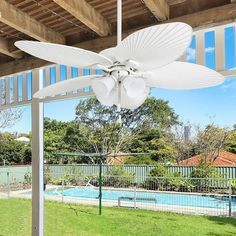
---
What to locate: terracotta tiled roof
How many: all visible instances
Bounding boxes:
[178,150,236,167]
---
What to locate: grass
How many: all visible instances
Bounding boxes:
[0,199,236,236]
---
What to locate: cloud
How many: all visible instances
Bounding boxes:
[205,47,215,53]
[186,48,196,61]
[186,47,215,61]
[220,77,236,91]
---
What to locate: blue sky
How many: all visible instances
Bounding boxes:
[4,26,236,134]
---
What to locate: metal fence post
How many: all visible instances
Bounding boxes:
[61,178,64,203]
[229,179,232,217]
[7,172,10,199]
[99,158,102,216]
[134,185,137,209]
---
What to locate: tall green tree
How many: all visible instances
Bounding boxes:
[125,128,174,164]
[75,97,179,162]
[44,118,68,163]
[225,127,236,154]
[0,140,25,164]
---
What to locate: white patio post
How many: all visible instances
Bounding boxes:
[31,68,44,236]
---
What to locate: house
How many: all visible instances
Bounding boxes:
[15,136,30,145]
[178,150,236,167]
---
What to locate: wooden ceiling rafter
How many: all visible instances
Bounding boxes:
[0,36,23,58]
[0,0,65,43]
[142,0,169,21]
[167,2,236,30]
[52,0,112,36]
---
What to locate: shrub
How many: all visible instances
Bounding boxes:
[63,165,83,186]
[90,166,134,188]
[191,162,219,179]
[149,164,168,177]
[144,164,193,191]
[190,162,221,190]
[47,165,84,186]
[231,180,236,194]
[104,166,134,188]
[50,177,63,185]
[23,172,32,188]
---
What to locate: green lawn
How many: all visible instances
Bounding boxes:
[0,198,236,236]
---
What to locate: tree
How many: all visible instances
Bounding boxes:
[0,140,25,164]
[63,121,93,154]
[0,107,23,165]
[225,125,236,154]
[0,132,16,141]
[195,124,229,164]
[125,128,174,164]
[44,118,68,164]
[75,97,179,161]
[0,108,22,130]
[167,123,195,165]
[43,118,94,164]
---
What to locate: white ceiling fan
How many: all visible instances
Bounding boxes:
[15,0,224,110]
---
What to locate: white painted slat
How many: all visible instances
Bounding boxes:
[5,77,10,104]
[0,78,2,105]
[196,31,205,66]
[22,72,27,101]
[67,66,72,79]
[71,67,78,95]
[76,68,84,94]
[14,75,18,104]
[90,68,96,75]
[45,66,50,87]
[66,66,73,95]
[178,53,186,62]
[215,27,225,71]
[78,68,83,77]
[88,68,96,92]
[55,64,60,83]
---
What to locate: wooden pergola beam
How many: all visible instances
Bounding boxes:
[53,0,111,36]
[143,0,169,21]
[2,3,236,76]
[0,0,65,44]
[166,2,236,30]
[168,0,187,5]
[0,37,22,58]
[0,57,50,77]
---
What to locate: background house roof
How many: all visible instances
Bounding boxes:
[178,150,236,166]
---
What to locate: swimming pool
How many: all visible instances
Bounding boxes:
[46,187,234,210]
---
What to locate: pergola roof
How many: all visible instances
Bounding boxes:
[0,0,234,76]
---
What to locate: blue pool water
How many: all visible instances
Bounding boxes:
[46,187,234,210]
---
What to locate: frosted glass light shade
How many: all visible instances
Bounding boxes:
[96,92,114,106]
[91,76,116,100]
[123,76,146,98]
[111,85,150,110]
[121,87,150,109]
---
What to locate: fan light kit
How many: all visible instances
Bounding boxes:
[15,0,224,110]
